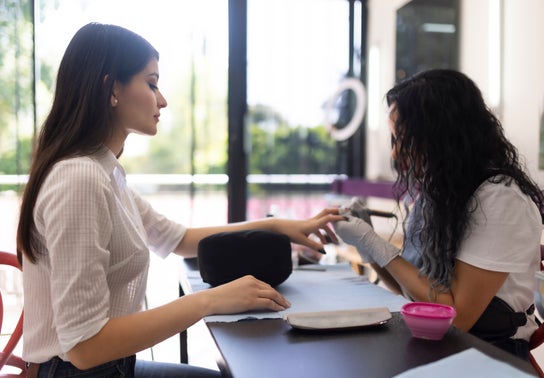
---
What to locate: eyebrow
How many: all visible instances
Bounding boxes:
[147,72,159,80]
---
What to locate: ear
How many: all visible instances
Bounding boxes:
[103,74,120,107]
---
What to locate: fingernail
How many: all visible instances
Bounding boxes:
[318,248,327,255]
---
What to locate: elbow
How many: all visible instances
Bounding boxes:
[453,322,471,333]
[452,315,475,333]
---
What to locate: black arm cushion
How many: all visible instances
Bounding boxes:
[197,229,292,287]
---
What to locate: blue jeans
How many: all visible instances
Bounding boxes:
[36,356,221,378]
[135,359,222,378]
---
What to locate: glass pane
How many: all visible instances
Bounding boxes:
[0,1,35,359]
[0,0,34,252]
[10,0,229,365]
[247,0,351,220]
[395,0,459,82]
[35,0,229,227]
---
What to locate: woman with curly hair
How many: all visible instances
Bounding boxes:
[334,69,544,360]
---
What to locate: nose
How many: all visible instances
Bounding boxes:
[157,90,168,109]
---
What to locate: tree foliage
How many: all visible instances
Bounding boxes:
[1,2,338,182]
[0,0,34,181]
[248,104,337,175]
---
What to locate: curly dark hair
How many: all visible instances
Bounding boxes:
[386,69,544,289]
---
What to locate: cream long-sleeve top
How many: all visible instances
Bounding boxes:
[22,147,185,363]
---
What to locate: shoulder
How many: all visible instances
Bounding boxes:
[457,177,541,272]
[473,177,540,225]
[34,155,117,232]
[39,155,114,207]
[46,155,110,189]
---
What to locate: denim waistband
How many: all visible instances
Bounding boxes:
[26,355,136,378]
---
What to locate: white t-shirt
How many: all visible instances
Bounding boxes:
[22,147,186,363]
[403,179,541,341]
[456,179,542,340]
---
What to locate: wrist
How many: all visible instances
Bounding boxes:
[190,290,215,318]
[380,250,401,268]
[361,231,400,268]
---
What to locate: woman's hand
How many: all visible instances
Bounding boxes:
[202,275,291,315]
[273,207,345,252]
[68,275,290,369]
[334,215,400,267]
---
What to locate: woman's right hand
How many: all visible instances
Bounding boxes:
[203,275,291,315]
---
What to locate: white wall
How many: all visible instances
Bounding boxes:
[365,0,408,180]
[365,0,544,185]
[501,0,544,183]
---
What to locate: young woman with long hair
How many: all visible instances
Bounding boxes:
[334,69,544,360]
[17,22,341,377]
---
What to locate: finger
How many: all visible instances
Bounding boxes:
[320,225,339,244]
[313,207,339,219]
[257,290,291,311]
[338,204,351,216]
[255,283,290,304]
[254,298,288,312]
[341,214,357,222]
[303,239,326,254]
[314,230,328,245]
[321,213,347,225]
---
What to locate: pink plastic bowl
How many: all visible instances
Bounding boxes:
[401,302,456,340]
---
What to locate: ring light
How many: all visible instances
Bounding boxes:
[324,77,366,141]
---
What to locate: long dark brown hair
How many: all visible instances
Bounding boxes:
[17,23,159,264]
[386,69,544,289]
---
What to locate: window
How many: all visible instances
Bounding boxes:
[246,0,353,220]
[395,0,460,82]
[0,0,34,252]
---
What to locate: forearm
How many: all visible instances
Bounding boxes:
[68,271,291,369]
[370,262,402,295]
[67,292,210,369]
[175,210,342,257]
[173,218,278,256]
[383,257,505,332]
[385,257,454,305]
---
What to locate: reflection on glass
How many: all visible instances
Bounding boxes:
[247,0,351,219]
[395,0,459,82]
[32,0,230,228]
[0,0,33,190]
[35,0,228,178]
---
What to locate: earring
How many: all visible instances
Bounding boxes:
[112,97,118,106]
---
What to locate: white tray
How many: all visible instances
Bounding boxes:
[283,307,392,331]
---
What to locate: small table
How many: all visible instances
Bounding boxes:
[180,259,537,378]
[207,314,536,377]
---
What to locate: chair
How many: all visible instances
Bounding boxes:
[530,323,544,377]
[534,246,544,318]
[529,246,544,377]
[0,252,25,377]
